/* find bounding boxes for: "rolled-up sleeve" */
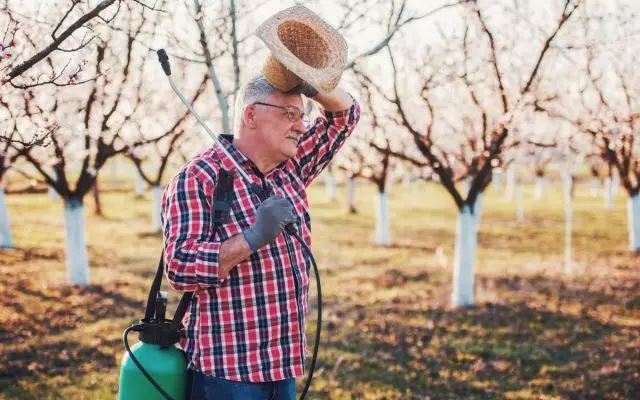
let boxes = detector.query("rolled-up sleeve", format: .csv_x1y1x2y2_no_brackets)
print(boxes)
296,98,361,186
161,168,224,291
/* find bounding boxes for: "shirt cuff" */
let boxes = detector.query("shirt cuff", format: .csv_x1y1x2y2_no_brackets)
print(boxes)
195,240,224,288
323,97,358,121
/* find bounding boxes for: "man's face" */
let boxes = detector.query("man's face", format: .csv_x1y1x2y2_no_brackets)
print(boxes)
250,91,306,163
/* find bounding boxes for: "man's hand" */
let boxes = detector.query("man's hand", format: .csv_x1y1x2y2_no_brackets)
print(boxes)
243,196,297,251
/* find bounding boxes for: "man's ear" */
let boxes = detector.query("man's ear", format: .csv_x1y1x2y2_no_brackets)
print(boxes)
243,106,257,128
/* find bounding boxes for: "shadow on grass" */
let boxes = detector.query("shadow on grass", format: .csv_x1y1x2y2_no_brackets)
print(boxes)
306,273,639,399
1,337,120,378
0,272,145,380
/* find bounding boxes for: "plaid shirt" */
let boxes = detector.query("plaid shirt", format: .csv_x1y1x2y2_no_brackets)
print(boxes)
161,99,360,382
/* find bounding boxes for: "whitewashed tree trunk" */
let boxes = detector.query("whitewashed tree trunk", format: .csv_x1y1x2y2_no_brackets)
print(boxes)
627,194,640,253
0,189,14,248
563,172,573,274
324,172,336,200
151,185,163,232
49,170,59,200
48,186,58,200
493,171,503,192
505,167,516,202
590,177,601,197
604,177,613,210
534,176,545,200
347,177,356,213
451,194,483,307
612,173,620,197
63,199,90,285
402,173,411,189
134,169,145,198
516,184,525,222
375,191,389,246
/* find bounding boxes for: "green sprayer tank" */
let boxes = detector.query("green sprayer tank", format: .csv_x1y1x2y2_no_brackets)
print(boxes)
119,289,190,400
118,339,186,400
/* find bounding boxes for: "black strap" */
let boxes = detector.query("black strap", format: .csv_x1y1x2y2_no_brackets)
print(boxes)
145,169,235,324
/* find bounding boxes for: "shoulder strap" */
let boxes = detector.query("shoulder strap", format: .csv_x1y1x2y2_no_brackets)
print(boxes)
145,169,235,323
212,169,235,227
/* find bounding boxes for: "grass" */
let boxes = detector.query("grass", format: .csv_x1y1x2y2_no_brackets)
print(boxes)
0,177,638,399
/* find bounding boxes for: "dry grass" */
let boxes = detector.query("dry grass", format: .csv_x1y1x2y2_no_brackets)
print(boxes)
0,178,638,399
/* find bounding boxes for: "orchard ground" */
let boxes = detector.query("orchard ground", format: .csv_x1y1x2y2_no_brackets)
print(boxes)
0,177,638,399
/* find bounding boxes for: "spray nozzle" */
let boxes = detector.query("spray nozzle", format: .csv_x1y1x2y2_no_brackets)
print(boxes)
157,49,171,76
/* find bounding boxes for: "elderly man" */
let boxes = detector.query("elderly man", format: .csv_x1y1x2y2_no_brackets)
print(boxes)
161,75,360,399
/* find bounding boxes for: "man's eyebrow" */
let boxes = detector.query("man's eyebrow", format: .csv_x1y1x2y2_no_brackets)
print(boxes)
285,105,304,114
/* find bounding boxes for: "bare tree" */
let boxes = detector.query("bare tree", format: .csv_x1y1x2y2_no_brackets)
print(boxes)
360,0,581,306
536,0,640,252
10,3,172,285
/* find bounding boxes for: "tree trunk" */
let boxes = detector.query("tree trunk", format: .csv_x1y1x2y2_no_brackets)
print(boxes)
134,168,145,198
0,189,14,248
49,170,58,200
92,178,103,216
347,177,356,214
63,198,90,286
563,171,573,274
505,167,515,202
324,171,336,201
402,173,411,189
452,194,483,307
590,177,601,197
604,177,613,210
493,170,503,192
627,194,640,253
612,173,620,197
152,184,163,232
516,184,525,222
534,176,545,200
375,191,389,246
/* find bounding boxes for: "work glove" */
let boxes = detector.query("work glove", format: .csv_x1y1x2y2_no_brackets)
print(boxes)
243,196,297,252
288,81,319,98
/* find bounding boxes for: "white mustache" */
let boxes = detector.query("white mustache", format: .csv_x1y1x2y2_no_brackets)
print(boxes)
286,132,300,142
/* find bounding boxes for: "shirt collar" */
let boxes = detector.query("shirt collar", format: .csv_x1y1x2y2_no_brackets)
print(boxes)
216,134,268,178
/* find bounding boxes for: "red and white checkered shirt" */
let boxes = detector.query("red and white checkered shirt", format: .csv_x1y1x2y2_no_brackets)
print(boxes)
161,99,360,382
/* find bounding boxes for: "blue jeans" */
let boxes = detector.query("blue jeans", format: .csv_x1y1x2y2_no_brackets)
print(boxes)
186,369,296,400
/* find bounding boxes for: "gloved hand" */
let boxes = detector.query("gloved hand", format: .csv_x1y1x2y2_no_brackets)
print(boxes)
243,196,297,251
288,81,319,98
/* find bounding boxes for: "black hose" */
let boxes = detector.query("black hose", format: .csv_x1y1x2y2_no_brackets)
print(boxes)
290,231,322,400
123,326,175,400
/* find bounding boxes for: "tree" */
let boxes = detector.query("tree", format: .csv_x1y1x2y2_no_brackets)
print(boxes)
365,0,580,306
536,0,640,252
7,2,171,285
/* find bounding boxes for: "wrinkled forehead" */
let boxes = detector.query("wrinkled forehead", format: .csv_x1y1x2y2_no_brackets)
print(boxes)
267,90,304,112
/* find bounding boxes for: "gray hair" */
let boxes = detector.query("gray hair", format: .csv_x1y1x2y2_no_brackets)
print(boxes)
234,75,277,134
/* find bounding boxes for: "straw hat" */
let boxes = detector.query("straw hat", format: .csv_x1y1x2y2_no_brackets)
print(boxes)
255,5,348,95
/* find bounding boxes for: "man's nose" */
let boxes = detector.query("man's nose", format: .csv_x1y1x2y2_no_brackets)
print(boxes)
292,118,306,132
